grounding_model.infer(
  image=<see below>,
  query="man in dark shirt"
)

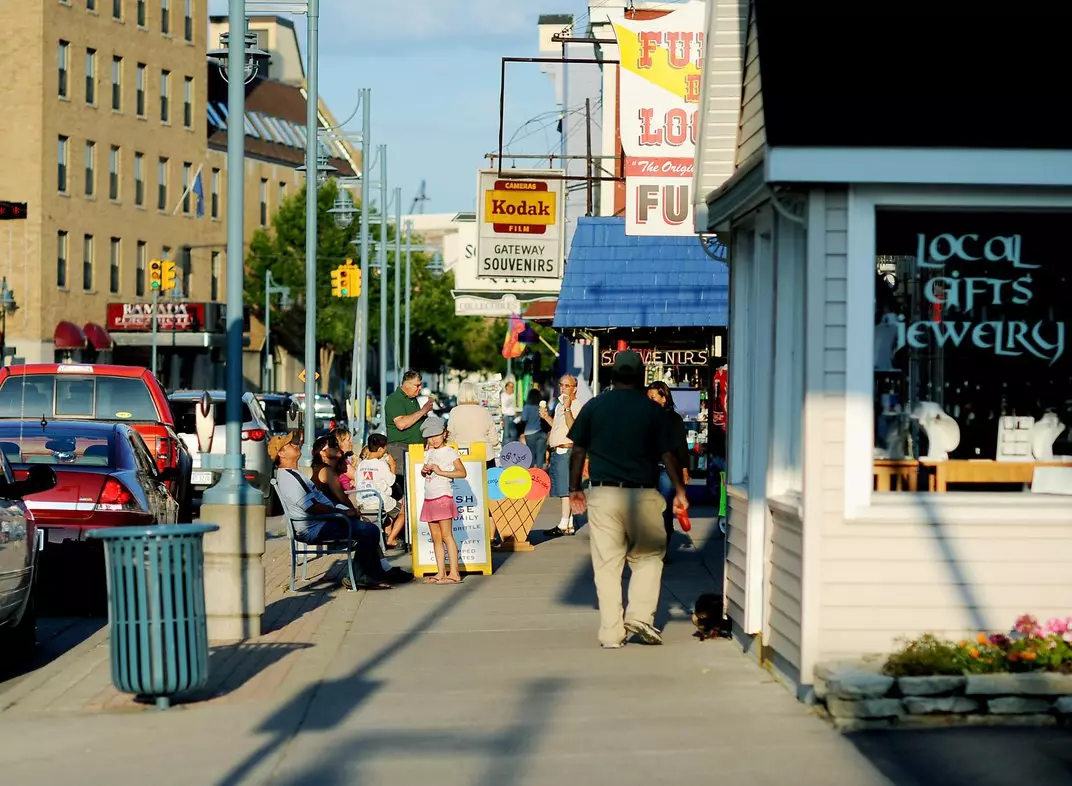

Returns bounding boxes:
[384,370,433,536]
[567,350,688,648]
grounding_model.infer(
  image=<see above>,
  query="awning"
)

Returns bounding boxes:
[522,300,558,322]
[83,322,114,350]
[53,321,87,350]
[553,217,729,330]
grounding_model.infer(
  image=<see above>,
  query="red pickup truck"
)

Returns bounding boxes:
[0,364,193,519]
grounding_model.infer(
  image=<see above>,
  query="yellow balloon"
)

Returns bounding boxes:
[499,465,533,500]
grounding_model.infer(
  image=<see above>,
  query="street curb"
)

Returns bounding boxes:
[0,624,111,713]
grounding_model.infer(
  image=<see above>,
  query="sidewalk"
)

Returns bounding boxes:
[0,504,896,785]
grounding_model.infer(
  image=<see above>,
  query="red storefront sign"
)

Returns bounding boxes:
[106,302,206,332]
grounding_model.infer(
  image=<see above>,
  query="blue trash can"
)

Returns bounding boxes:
[87,524,218,709]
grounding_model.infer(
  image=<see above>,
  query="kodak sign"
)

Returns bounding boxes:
[482,180,557,235]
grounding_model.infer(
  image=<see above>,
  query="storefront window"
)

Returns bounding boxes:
[873,210,1071,492]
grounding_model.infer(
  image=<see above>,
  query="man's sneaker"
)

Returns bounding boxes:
[624,620,663,645]
[601,639,626,649]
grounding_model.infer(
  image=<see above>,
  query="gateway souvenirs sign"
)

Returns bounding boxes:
[475,169,565,290]
[614,1,705,236]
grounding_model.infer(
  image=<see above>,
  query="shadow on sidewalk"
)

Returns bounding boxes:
[176,641,313,704]
[0,616,106,688]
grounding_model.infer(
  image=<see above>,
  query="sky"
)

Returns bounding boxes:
[208,0,590,215]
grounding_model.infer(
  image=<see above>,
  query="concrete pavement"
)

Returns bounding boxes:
[0,503,938,785]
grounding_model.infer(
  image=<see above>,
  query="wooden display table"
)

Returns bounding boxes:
[920,460,1067,492]
[873,459,920,491]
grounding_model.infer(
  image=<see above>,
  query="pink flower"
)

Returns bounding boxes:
[989,633,1011,647]
[1015,614,1041,636]
[1046,618,1068,635]
[1063,631,1072,644]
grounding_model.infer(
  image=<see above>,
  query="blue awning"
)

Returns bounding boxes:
[553,216,729,329]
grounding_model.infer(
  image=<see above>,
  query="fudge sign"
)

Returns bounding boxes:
[475,168,565,284]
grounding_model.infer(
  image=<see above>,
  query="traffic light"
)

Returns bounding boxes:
[331,266,344,297]
[160,260,177,291]
[149,258,163,290]
[347,263,361,297]
[0,201,27,220]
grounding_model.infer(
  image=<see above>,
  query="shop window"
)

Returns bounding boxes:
[873,210,1072,493]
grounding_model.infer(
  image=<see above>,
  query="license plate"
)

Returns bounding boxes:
[191,471,213,485]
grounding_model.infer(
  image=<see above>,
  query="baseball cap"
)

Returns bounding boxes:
[420,415,447,438]
[613,349,644,378]
[267,432,295,462]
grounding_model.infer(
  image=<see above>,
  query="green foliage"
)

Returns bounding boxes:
[882,634,968,677]
[244,182,526,382]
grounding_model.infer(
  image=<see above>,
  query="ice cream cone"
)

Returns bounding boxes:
[490,497,545,550]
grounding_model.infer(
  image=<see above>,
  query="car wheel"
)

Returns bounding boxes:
[0,592,37,667]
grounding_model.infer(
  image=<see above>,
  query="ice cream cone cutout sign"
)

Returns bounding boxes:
[489,444,550,552]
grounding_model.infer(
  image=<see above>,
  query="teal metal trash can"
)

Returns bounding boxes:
[87,524,218,709]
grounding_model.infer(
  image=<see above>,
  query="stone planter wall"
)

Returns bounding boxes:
[815,665,1072,731]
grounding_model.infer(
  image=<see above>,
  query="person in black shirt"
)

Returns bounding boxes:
[647,381,691,553]
[567,351,688,648]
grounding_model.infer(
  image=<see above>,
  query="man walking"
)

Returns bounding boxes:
[542,374,583,538]
[567,351,688,648]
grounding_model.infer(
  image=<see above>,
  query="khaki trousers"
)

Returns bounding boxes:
[585,485,667,646]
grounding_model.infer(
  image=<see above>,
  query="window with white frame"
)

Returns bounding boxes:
[109,237,121,293]
[872,208,1072,492]
[726,226,755,486]
[136,240,147,295]
[134,151,144,205]
[58,40,69,97]
[85,48,97,105]
[210,167,220,218]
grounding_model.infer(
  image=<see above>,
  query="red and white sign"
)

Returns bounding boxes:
[614,2,706,236]
[106,302,206,332]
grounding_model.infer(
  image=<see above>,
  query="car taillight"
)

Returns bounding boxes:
[155,436,176,469]
[242,428,267,442]
[328,419,336,431]
[96,477,137,511]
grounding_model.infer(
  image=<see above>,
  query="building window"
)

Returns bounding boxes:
[160,0,169,35]
[109,237,121,294]
[160,69,169,123]
[259,178,268,226]
[109,145,120,200]
[58,40,69,98]
[182,162,191,214]
[113,0,122,20]
[278,181,287,205]
[137,0,145,26]
[83,234,94,292]
[210,168,220,218]
[180,246,191,296]
[210,250,220,300]
[57,231,69,289]
[85,48,96,105]
[183,0,192,42]
[136,63,145,115]
[87,0,96,11]
[136,241,147,295]
[134,152,144,205]
[183,76,192,128]
[111,56,122,110]
[84,141,96,197]
[872,210,1072,493]
[157,157,167,210]
[57,135,68,192]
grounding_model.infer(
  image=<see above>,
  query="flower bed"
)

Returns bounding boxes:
[815,616,1072,731]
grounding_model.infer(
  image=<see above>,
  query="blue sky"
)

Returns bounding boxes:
[208,0,587,214]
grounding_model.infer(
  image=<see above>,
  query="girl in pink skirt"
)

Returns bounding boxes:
[419,416,466,583]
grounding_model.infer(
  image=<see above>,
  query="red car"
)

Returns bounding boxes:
[0,364,192,519]
[0,420,180,540]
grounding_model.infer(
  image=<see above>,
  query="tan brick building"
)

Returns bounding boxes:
[0,4,355,391]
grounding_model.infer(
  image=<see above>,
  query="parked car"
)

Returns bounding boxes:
[0,364,193,520]
[167,391,271,499]
[0,420,181,537]
[291,393,345,437]
[0,461,57,665]
[255,393,302,437]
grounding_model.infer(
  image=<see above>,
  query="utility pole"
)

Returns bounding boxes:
[300,0,320,465]
[585,97,593,216]
[393,185,402,386]
[403,220,412,372]
[351,88,371,442]
[378,145,388,412]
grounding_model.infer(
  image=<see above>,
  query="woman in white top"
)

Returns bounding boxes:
[447,382,499,454]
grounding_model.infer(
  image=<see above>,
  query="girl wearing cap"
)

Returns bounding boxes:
[419,415,466,584]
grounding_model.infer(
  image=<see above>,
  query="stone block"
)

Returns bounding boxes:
[987,697,1053,715]
[1054,696,1072,714]
[826,697,904,719]
[833,717,893,733]
[966,673,1072,696]
[904,697,979,715]
[898,675,966,696]
[825,670,895,700]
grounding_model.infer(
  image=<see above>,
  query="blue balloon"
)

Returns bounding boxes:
[486,466,505,500]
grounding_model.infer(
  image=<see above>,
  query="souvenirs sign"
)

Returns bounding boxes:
[407,442,493,577]
[614,1,706,236]
[474,169,565,290]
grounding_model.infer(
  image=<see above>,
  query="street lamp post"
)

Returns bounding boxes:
[403,220,412,373]
[300,0,320,466]
[393,187,401,388]
[263,270,291,391]
[377,145,388,413]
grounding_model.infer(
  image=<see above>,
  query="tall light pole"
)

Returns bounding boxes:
[403,220,412,372]
[263,270,291,391]
[202,3,269,643]
[377,145,388,411]
[393,186,402,388]
[299,0,320,466]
